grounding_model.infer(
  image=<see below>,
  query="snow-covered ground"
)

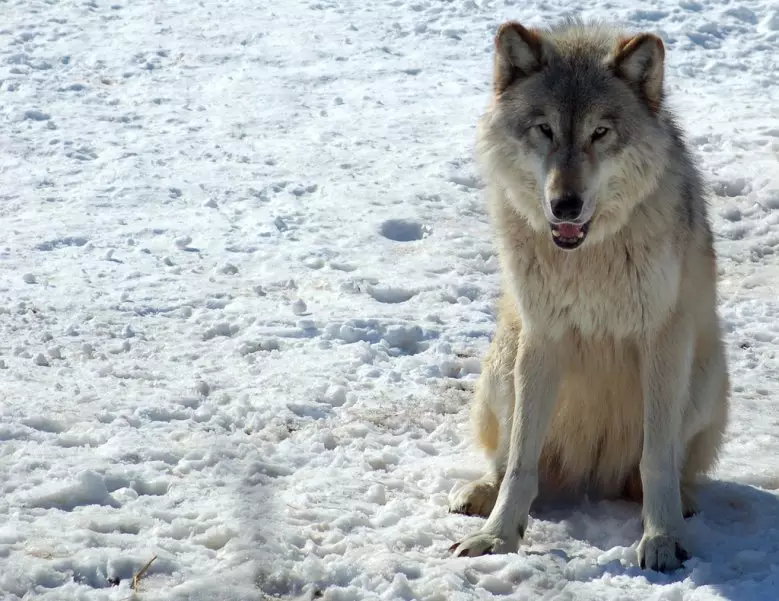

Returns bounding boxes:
[2,0,779,599]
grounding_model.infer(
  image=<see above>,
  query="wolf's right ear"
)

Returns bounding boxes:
[493,22,555,95]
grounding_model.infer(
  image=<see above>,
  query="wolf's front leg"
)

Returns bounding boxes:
[637,316,694,572]
[450,336,559,557]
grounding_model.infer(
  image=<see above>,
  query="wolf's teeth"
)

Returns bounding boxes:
[577,231,584,238]
[552,230,560,237]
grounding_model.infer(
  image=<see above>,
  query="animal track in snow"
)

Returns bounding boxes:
[291,183,318,197]
[380,219,430,242]
[329,261,357,272]
[35,236,89,251]
[721,206,743,222]
[325,319,436,356]
[203,322,239,340]
[366,285,417,304]
[23,416,66,433]
[712,178,750,198]
[448,174,483,189]
[23,471,120,511]
[441,283,482,304]
[24,109,51,121]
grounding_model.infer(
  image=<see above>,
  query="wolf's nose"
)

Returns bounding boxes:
[551,194,583,221]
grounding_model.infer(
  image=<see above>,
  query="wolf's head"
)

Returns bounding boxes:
[477,20,673,250]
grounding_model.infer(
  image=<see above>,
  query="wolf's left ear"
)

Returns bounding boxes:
[609,33,665,112]
[493,21,557,95]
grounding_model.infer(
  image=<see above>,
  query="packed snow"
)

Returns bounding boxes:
[2,0,779,599]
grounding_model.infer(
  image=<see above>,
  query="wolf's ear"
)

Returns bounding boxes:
[610,33,665,112]
[493,21,555,95]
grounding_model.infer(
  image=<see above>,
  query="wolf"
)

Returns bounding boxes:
[447,19,729,572]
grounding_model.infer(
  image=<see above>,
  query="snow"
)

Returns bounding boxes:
[1,0,778,599]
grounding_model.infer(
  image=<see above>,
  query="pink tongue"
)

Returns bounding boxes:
[556,223,582,238]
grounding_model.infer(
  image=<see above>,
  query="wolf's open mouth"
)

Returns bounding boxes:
[550,221,589,250]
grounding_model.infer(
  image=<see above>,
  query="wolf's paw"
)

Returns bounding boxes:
[449,479,499,518]
[448,531,517,557]
[637,533,689,572]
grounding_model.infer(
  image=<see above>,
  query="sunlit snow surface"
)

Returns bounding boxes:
[2,0,779,599]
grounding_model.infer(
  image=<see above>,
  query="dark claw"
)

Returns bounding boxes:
[639,557,646,570]
[675,543,690,562]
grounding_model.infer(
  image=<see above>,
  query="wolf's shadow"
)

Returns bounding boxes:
[528,478,779,597]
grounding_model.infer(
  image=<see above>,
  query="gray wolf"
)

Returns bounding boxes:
[447,19,729,572]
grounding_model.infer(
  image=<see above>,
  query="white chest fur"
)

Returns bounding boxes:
[503,232,681,341]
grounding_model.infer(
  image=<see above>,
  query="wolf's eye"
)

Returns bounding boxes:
[591,126,609,142]
[538,123,554,140]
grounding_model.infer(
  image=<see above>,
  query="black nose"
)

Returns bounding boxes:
[550,194,583,221]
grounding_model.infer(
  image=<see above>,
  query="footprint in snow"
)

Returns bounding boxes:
[380,218,430,242]
[291,183,318,197]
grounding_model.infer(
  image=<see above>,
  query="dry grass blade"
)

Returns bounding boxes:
[132,555,158,593]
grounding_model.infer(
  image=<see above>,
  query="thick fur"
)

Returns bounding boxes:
[448,19,729,572]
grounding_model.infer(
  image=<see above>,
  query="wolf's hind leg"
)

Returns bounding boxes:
[449,474,500,517]
[449,305,518,517]
[448,373,510,516]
